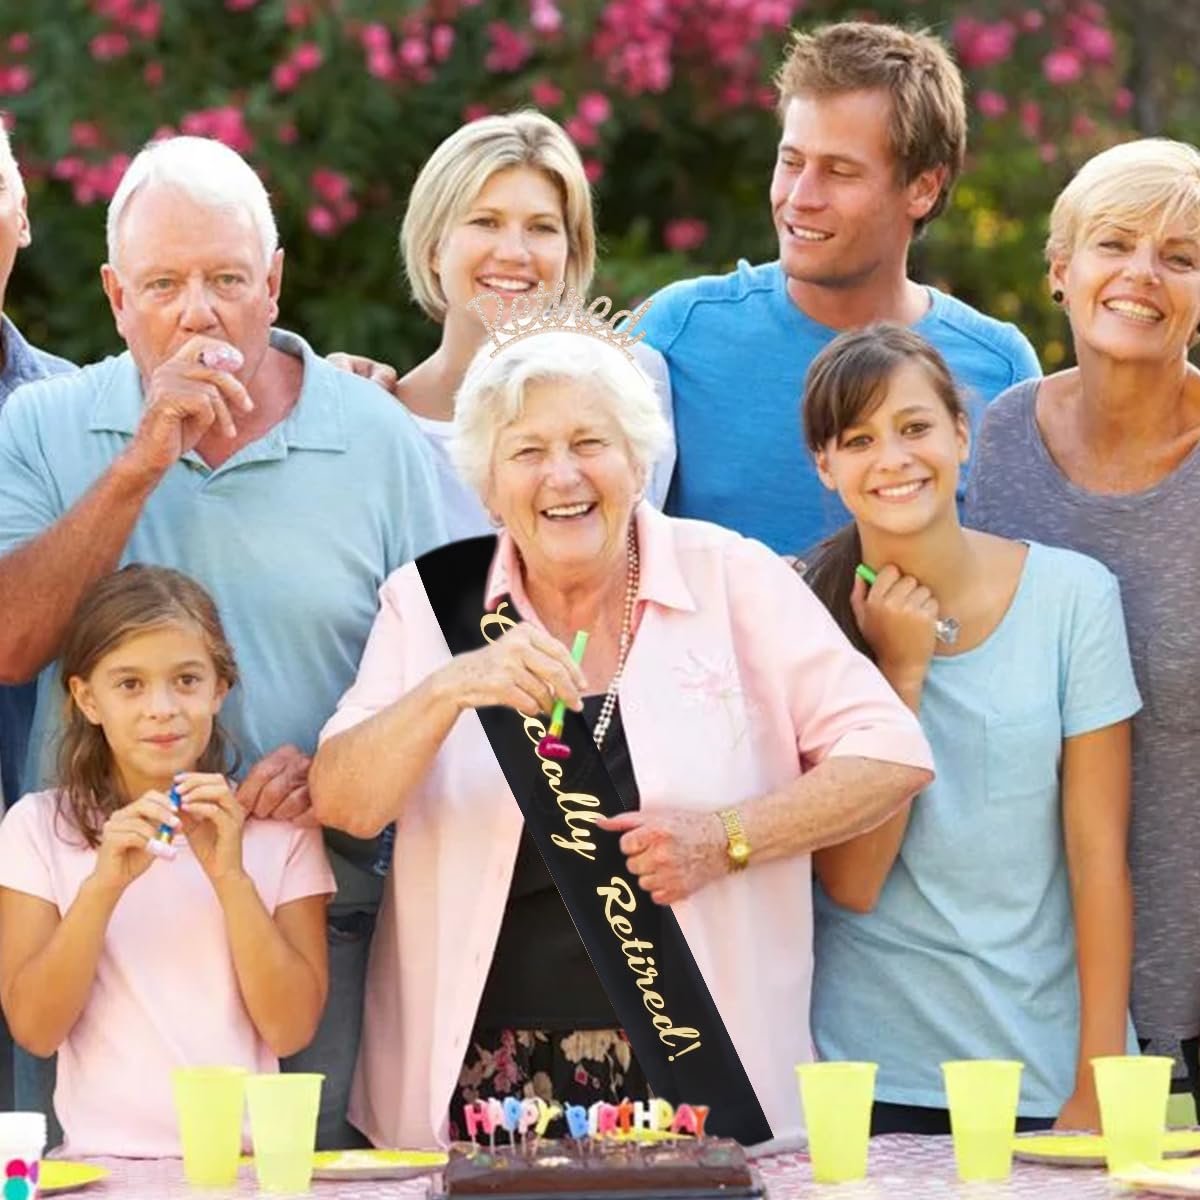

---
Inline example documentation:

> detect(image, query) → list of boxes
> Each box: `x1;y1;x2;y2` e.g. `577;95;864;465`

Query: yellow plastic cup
1093;1055;1172;1173
171;1066;247;1187
941;1059;1023;1181
795;1061;877;1183
245;1072;324;1193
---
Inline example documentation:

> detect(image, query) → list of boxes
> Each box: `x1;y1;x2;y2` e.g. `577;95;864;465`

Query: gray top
967;376;1200;1052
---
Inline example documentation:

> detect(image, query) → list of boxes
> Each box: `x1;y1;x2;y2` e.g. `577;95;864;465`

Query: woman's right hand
91;791;181;892
850;565;939;690
326;352;399;394
441;624;588;717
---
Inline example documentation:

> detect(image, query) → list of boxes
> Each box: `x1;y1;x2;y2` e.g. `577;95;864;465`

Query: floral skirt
449;1028;650;1140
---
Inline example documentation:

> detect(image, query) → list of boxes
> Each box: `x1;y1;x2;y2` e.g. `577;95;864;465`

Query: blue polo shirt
0;329;446;910
639;260;1042;555
0;316;76;811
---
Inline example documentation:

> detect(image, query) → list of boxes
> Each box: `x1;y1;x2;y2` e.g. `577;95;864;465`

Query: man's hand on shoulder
236;743;317;826
122;336;255;479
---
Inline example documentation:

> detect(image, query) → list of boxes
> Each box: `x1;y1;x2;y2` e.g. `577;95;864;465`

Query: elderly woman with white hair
968;138;1200;1104
310;321;934;1149
329;110;674;539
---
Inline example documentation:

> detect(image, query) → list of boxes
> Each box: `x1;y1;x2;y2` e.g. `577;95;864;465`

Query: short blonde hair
1046;138;1200;263
451;333;670;502
402;111;595;322
774;22;965;234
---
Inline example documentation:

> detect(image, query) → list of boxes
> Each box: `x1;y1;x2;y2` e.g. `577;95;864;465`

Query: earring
1051;290;1064;303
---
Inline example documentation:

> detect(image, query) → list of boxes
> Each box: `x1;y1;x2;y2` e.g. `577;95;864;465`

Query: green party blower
856;562;960;645
536;630;589;761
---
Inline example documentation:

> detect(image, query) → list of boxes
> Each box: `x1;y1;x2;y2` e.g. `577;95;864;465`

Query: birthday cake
443;1137;757;1197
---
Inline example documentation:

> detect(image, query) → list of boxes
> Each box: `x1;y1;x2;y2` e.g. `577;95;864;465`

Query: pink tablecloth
71;1136;1121;1198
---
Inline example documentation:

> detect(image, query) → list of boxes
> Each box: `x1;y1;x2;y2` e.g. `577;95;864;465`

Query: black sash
416;537;771;1145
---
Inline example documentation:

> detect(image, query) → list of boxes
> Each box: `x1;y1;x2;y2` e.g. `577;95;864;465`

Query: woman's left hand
596;810;727;905
1054;1088;1101;1132
175;772;247;885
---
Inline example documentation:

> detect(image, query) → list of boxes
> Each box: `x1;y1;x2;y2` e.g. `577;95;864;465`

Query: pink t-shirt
0;790;335;1158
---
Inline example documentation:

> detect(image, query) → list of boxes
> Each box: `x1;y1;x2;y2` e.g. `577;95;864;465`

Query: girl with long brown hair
803;323;1138;1135
0;564;334;1157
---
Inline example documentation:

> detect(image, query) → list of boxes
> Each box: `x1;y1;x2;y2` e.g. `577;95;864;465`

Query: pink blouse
321;504;932;1148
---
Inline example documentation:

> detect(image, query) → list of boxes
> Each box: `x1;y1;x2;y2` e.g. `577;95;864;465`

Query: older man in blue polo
0;135;445;1147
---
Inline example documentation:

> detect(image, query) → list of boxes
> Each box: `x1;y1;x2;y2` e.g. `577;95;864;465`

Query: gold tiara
467;281;652;362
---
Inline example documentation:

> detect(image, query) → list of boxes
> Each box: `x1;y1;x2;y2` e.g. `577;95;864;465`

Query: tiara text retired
467;281;652;361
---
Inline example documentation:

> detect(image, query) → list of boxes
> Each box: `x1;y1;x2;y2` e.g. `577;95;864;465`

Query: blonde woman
968;138;1200;1106
331;112;675;539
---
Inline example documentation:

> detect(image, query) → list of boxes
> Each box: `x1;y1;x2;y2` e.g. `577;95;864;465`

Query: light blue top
638;260;1041;556
0;315;75;811
0;329;446;910
811;541;1142;1116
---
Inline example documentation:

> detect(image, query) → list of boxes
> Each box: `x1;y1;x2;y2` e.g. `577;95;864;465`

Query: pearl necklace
592;524;639;751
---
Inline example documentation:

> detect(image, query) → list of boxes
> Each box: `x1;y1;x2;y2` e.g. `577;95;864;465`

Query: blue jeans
281;909;375;1150
14;1044;60;1148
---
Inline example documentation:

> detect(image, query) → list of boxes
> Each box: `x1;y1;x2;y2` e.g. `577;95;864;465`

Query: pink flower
89;32;130;61
365;49;394;80
7;32;30;54
272;61;301;91
285;1;310;28
1;65;32;94
276;122;298;144
953;19;1015;70
1043;48;1084;85
361;23;390;51
463;103;490;122
336;198;359;223
583;158;603;184
311;167;351;203
292;42;323;72
976;90;1007;119
1019;100;1041;138
307;205;336;236
143;60;164;86
578;91;612;125
1071;113;1097;138
530;3;562;35
180;106;254;154
70;121;104;149
398;38;427;67
664;217;708;252
1072;22;1114;64
1039;142;1059;164
431;25;455;62
129;2;162;38
530;78;563;107
565;115;599;147
484;21;530;73
51;156;84;181
1113;87;1134;116
1019;9;1044;32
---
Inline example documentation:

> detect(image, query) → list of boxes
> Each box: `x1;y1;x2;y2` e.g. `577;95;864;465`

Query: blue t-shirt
638;260;1041;555
811;541;1142;1116
0;329;446;910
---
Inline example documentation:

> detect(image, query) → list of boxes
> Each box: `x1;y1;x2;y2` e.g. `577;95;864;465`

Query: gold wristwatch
717;809;751;871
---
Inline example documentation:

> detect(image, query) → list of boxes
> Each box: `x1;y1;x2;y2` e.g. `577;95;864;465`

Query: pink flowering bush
0;0;1185;367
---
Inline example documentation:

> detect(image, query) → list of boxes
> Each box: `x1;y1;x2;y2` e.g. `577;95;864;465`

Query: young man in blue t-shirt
639;22;1041;555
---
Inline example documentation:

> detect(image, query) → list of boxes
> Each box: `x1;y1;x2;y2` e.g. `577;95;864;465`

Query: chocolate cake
443;1137;760;1198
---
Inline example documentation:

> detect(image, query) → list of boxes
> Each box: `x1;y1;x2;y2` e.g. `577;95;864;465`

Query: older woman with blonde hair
331;111;674;538
311;319;933;1150
969;137;1200;1104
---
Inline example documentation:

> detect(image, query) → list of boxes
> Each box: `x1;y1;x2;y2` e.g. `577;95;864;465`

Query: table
71;1137;1127;1198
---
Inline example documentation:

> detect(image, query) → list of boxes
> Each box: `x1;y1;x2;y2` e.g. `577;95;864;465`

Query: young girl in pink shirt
0;565;334;1157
